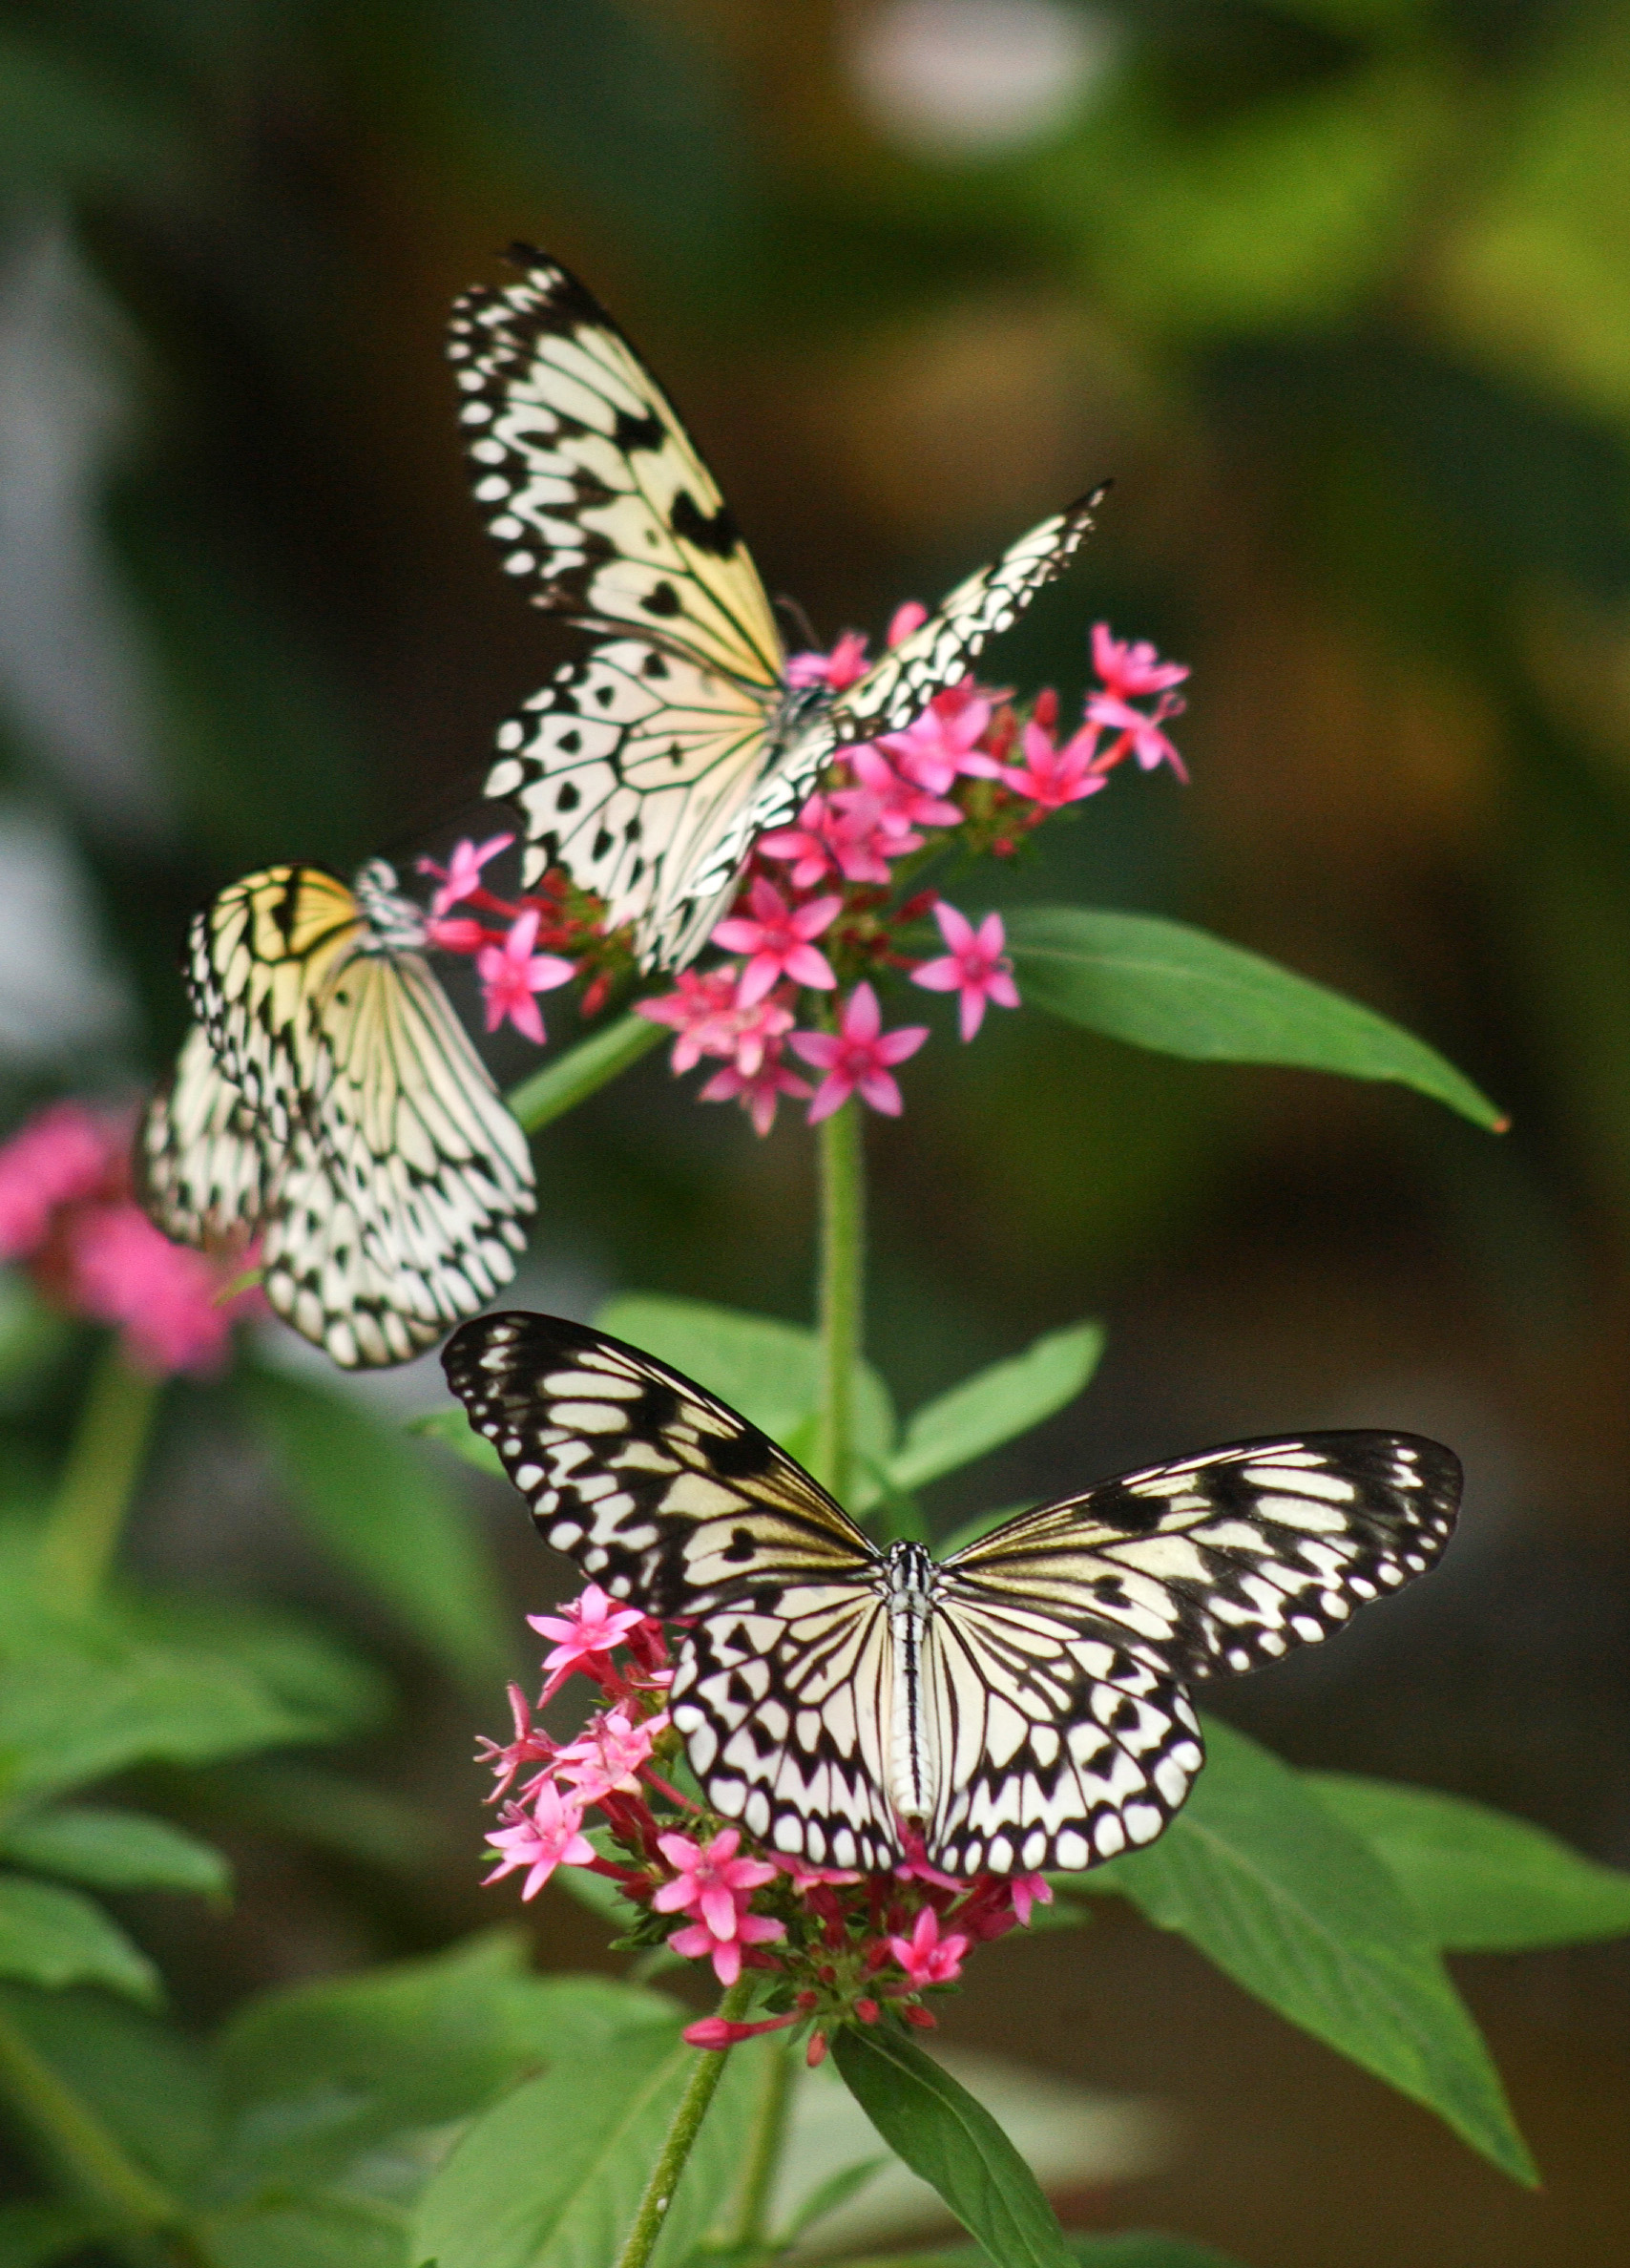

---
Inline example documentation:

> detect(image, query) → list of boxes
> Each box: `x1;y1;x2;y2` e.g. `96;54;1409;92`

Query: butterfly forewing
945;1433;1461;1681
449;252;784;687
826;491;1106;742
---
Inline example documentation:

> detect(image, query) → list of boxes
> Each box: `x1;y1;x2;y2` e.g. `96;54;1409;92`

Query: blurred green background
2;0;1628;2259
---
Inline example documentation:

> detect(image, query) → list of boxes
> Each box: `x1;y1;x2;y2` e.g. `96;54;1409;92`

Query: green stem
35;1340;162;1607
0;2003;199;2256
814;1100;865;1503
506;1010;665;1134
725;2033;794;2252
614;1977;756;2268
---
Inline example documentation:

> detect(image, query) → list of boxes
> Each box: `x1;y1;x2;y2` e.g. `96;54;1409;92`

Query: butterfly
447;246;1104;972
443;1312;1461;1877
138;859;535;1369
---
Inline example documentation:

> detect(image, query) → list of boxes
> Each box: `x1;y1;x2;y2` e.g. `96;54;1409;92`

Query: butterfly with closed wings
448;247;1104;972
444;1312;1460;1877
139;859;534;1369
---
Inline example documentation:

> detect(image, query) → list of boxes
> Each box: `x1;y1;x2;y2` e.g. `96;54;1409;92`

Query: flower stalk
35;1338;162;1607
613;1976;757;2268
815;1098;865;1504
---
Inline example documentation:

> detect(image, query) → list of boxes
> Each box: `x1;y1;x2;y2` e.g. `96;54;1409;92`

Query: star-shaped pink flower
711;879;841;1008
888;1905;970;1987
417;832;513;916
789;983;929;1123
476;909;575;1043
1091;622;1189;701
1001;718;1110;810
528;1583;652;1701
1082;688;1188;781
700;1046;812;1136
482;1783;596;1900
910;904;1020;1041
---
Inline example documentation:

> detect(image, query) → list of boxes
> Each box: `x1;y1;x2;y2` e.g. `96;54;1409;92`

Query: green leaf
0;1983;219;2192
1090;1718;1536;2183
832;2027;1075;2268
0;2198;115;2268
1307;1774;1630;1952
1005;907;1503;1129
408;1405;506;1479
888;1326;1104;1495
843;2240;1251;2268
595;1295;897;1499
0;1806;230;1898
203;1760;446;1878
217;1932;676;2192
200;2190;408;2268
0;1876;158;2003
408;2015;733;2268
243;1365;513;1690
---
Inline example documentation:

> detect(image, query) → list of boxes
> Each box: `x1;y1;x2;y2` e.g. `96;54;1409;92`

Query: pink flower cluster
633;620;1187;1134
478;1581;1054;2063
422;621;1187;1133
0;1101;264;1374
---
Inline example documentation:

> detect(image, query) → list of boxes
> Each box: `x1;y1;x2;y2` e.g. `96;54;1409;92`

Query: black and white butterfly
448;248;1104;971
138;861;534;1368
444;1312;1460;1878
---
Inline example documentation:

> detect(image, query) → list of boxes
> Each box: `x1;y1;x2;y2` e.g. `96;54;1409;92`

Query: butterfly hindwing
136;1023;271;1250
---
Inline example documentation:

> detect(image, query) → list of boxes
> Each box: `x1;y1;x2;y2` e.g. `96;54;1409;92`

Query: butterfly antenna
774;594;821;649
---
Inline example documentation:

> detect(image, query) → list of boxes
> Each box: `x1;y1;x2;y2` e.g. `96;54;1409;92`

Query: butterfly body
445;1312;1460;1877
449;248;1104;969
140;861;534;1367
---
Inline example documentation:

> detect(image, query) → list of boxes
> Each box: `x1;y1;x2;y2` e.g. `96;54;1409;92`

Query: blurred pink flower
790;984;928;1123
417;832;513;917
700;1045;812;1136
476;909;575;1043
910;904;1020;1041
557;1704;666;1804
784;628;870;690
887;599;929;646
834;747;960;838
758;792;895;889
1083;688;1188;781
483;1783;596;1900
1091;622;1189;701
67;1203;259;1376
1002;718;1110;810
712;880;840;1008
1010;1872;1054;1926
878;682;1001;792
0;1102;120;1261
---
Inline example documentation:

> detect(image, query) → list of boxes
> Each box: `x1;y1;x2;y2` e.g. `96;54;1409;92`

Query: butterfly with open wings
444;1312;1460;1878
448;247;1105;972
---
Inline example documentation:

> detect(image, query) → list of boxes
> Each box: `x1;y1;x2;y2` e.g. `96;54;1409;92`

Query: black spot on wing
615;409;666;452
670;490;742;558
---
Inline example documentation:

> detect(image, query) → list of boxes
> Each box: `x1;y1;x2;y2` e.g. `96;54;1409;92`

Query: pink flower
0;1102;120;1260
637;969;742;1070
475;1683;561;1801
775;1855;863;1889
758;792;894;889
1082;688;1188;781
654;1825;785;1984
476;909;575;1043
887;599;929;646
1010;1872;1054;1927
700;1046;812;1137
789;984;929;1124
417;832;513;917
833;746;961;838
878;682;1001;792
1092;622;1189;701
784;629;870;690
1002;718;1110;810
483;1782;596;1900
652;1825;778;1935
711;880;841;1008
910;904;1020;1040
888;1905;970;1988
528;1584;653;1701
557;1705;666;1804
683;2010;801;2049
425;914;493;953
67;1203;260;1376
